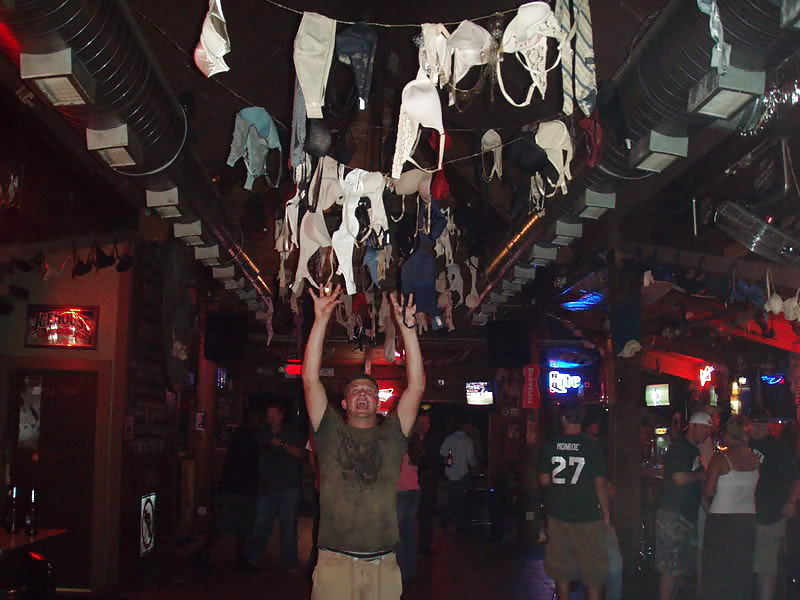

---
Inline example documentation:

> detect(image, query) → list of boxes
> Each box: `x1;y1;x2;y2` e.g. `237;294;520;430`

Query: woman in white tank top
700;416;760;600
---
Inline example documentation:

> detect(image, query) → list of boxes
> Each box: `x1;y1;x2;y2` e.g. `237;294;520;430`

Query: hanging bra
309;156;343;211
335;24;378;111
391;70;445;179
226;107;283;190
390;168;433;201
497;1;569;107
292;208;332;294
331;168;387;295
446;20;494;106
577;112;603;168
194;0;231;78
419;23;451;87
481;129;503;181
447;263;465;307
535;120;573;196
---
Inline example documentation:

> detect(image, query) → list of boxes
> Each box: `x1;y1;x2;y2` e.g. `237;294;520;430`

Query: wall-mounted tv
466;381;494;406
645;383;670;407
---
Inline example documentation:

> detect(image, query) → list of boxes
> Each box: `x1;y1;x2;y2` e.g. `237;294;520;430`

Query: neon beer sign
549;370;582;394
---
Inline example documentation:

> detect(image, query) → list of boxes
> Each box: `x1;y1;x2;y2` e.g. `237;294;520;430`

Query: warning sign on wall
140;493;156;556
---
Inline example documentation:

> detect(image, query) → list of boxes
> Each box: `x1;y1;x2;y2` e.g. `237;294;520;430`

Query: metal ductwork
481;0;800;301
583;0;798;191
0;0;271;300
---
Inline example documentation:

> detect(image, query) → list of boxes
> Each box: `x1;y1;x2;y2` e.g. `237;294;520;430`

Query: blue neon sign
549;370;583;394
761;374;785;385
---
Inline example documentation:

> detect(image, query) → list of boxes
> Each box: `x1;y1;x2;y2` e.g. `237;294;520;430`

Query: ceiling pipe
0;0;271;300
479;0;800;302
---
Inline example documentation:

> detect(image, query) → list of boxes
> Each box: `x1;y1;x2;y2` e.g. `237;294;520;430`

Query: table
0;529;67;554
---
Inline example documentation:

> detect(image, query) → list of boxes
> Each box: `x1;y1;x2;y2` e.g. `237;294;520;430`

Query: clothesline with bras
137;6;574;159
262;0;520;28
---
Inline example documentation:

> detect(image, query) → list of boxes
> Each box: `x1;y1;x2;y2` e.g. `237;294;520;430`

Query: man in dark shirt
302;286;425;600
656;411;711;600
244;401;306;571
748;408;800;600
413;411;440;555
539;404;610;600
193;405;262;570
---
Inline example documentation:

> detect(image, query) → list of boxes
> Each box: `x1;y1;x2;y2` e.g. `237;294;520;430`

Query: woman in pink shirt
396;435;423;582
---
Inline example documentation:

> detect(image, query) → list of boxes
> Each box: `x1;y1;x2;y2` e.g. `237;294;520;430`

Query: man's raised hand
389;292;417;329
309;284;342;320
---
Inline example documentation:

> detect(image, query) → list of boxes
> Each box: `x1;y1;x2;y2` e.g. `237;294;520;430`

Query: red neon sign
284;360;302;376
25;305;99;349
699;365;714;387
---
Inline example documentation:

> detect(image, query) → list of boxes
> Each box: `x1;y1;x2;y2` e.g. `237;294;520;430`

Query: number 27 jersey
538;433;607;523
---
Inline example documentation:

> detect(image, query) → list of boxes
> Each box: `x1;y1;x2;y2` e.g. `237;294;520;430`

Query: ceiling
1;0;799;349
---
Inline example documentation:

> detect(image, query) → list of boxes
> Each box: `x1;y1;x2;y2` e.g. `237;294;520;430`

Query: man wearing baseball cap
656;411;712;600
748;408;800;600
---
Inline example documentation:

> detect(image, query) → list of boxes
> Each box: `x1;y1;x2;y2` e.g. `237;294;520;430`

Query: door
9;370;97;589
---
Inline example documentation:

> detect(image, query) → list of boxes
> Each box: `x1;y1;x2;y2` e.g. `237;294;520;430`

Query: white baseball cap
689;412;713;426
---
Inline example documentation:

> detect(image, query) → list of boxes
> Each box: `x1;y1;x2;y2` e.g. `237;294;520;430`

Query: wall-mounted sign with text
25;305;99;349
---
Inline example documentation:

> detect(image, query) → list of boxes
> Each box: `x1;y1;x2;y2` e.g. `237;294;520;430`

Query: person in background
700;416;759;600
656;411;711;600
244;402;306;572
584;412;621;600
695;405;721;587
539;404;609;600
305;433;320;576
193;404;262;571
396;433;423;582
748;408;800;600
440;419;477;534
413;411;439;555
302;286;425;600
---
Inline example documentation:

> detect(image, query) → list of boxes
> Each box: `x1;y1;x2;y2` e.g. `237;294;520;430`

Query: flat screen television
466;381;494;406
645;383;670;407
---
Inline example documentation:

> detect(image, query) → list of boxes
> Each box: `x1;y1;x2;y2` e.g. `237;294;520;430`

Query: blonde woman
700;416;760;600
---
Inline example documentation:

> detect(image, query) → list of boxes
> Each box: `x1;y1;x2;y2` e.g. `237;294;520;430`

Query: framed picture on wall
25;305;99;349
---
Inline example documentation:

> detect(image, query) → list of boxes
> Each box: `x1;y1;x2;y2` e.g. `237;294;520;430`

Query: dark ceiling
2;0;799;343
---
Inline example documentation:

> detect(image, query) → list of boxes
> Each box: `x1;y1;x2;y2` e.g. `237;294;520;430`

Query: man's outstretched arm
302;285;342;431
390;293;426;436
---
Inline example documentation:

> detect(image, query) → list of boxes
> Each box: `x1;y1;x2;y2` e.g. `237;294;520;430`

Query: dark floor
104;518;680;600
115;516;571;600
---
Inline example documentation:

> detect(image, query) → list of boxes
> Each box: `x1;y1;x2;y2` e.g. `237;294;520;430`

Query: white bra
497;1;568;107
419;23;451;87
331;169;387;295
292;208;332;294
446;20;494;105
194;0;231;78
391;70;445;179
481;129;503;181
535;120;573;196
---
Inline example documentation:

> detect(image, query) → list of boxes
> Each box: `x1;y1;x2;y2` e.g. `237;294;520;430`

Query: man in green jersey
539;405;610;600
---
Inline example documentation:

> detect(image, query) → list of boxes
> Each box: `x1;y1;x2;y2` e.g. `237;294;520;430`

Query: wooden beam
622;242;800;292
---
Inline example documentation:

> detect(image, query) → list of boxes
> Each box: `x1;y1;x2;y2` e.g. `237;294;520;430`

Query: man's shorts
544;517;608;586
754;518;786;576
312;549;402;600
655;509;697;577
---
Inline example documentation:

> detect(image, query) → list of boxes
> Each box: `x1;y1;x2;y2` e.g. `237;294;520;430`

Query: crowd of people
193;286;800;600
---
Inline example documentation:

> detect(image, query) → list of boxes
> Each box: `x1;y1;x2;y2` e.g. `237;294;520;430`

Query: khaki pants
311;549;402;600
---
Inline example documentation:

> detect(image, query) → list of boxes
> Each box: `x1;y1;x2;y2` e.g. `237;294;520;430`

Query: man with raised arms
302;285;425;600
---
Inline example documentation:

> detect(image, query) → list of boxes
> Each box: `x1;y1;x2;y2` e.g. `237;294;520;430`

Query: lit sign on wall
549;370;582;394
25;305;99;349
378;387;397;415
699;365;715;387
761;374;786;385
